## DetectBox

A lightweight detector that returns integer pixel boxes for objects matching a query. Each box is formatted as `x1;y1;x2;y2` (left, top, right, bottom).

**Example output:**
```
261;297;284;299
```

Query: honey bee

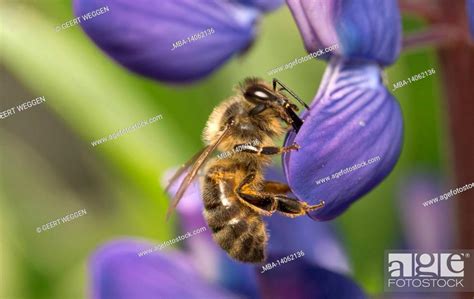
166;78;325;263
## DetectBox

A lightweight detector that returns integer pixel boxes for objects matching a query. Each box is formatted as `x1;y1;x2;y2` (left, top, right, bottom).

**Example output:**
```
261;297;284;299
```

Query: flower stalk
435;7;474;299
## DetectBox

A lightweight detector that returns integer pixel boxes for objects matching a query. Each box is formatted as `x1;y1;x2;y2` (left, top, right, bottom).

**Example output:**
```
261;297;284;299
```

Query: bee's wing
164;146;208;195
165;125;232;220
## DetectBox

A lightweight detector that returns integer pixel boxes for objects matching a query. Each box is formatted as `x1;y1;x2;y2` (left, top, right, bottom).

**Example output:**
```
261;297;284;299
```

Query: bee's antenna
273;78;310;110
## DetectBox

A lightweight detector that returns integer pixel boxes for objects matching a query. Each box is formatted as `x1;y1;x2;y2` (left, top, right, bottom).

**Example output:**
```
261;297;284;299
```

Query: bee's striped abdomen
202;172;267;263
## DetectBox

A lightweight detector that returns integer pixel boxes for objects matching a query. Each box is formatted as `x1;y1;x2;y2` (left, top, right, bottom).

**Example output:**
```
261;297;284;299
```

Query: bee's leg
262;181;291;194
272;78;308;132
273;196;325;218
235;173;278;216
233;143;300;156
236;191;279;216
283;108;304;133
236;173;323;217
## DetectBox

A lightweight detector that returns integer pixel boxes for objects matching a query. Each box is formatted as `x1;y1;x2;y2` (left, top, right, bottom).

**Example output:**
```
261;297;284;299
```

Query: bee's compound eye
244;86;274;103
253;90;270;99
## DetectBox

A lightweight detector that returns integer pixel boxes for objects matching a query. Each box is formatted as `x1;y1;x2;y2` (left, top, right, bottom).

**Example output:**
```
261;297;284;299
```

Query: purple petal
263;168;351;274
397;173;455;250
266;214;351;274
74;0;259;83
468;0;474;38
90;239;238;299
237;0;285;12
257;256;366;299
286;0;402;66
217;256;260;299
283;58;403;220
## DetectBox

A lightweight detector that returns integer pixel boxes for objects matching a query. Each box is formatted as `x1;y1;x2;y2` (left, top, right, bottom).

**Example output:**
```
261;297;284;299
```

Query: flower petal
257;256;366;299
266;214;351;274
283;58;403;220
90;239;238;299
74;0;259;83
286;0;402;65
217;256;260;299
237;0;284;12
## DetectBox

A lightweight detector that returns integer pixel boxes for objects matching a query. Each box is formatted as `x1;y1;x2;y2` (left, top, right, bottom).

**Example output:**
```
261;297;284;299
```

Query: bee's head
243;84;299;116
243;85;276;104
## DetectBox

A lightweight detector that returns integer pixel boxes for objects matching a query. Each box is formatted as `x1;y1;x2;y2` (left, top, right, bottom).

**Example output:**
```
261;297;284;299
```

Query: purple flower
89;167;366;299
89;239;239;299
257;257;365;299
89;169;455;298
281;0;403;220
73;0;263;83
237;0;285;12
286;0;402;66
468;0;474;38
90;236;365;299
283;58;403;220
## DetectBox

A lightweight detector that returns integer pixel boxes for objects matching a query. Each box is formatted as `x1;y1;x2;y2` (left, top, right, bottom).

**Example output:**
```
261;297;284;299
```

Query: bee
165;78;325;263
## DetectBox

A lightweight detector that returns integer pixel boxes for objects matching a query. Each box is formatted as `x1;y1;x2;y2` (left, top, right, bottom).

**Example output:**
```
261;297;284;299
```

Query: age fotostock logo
384;251;474;292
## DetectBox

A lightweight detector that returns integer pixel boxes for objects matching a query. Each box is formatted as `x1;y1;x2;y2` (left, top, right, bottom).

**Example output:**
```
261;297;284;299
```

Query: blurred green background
0;1;448;298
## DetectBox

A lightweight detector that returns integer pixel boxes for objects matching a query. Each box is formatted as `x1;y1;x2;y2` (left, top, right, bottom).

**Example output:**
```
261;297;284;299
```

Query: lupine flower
283;0;403;220
286;0;402;65
89;170;455;298
89;168;365;299
89;240;238;299
74;0;282;83
283;57;403;220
